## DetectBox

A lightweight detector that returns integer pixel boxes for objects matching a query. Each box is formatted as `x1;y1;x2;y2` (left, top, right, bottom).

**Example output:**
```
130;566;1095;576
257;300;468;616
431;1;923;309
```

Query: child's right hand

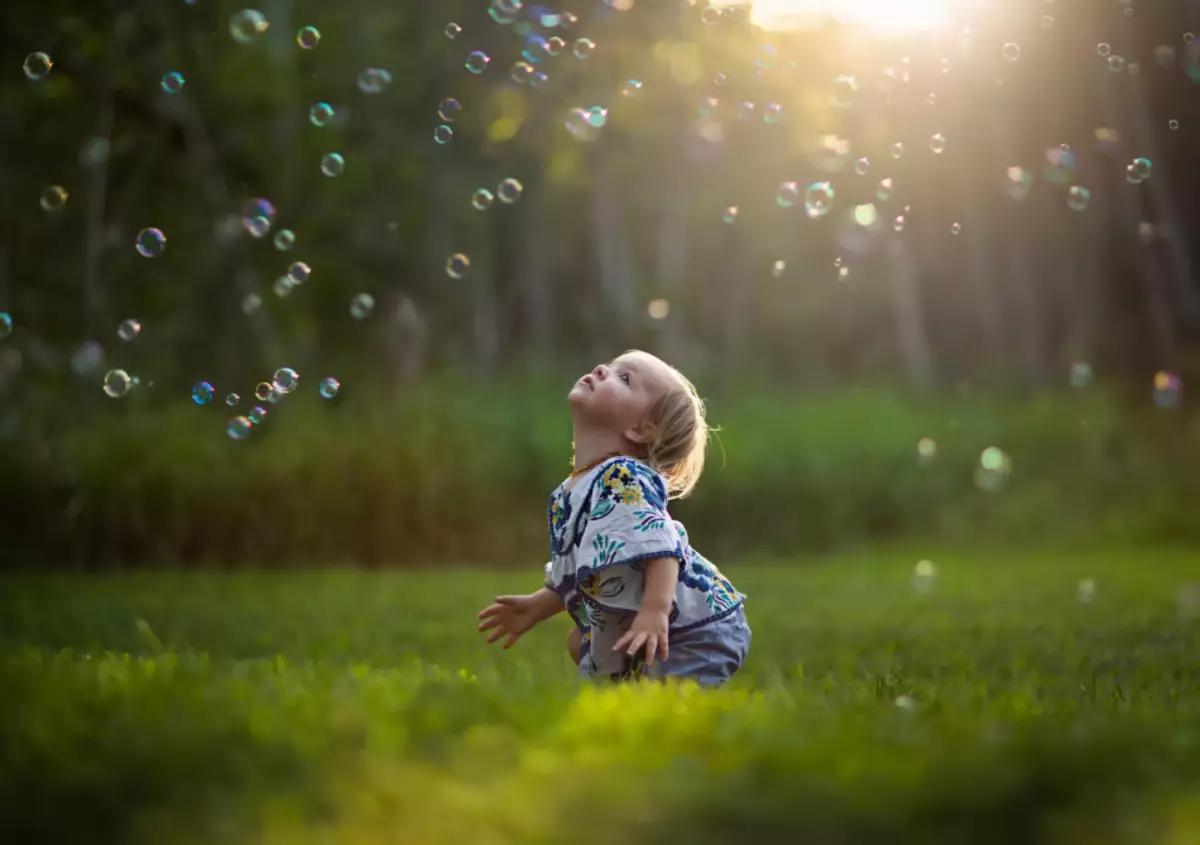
476;594;539;648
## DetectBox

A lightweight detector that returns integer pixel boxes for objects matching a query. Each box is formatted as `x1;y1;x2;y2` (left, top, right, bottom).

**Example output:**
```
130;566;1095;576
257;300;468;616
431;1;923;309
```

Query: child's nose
593;365;608;380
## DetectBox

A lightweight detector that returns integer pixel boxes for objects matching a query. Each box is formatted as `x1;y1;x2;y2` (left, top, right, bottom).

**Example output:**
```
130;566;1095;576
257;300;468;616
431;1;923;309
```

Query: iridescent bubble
722;206;738;224
713;73;727;86
1169;119;1179;130
446;253;470;279
929;133;947;154
273;367;299;393
511;61;534;84
1004;166;1032;200
531;71;549;88
103;369;132;398
830;74;858;108
1153;370;1182;408
23;52;53;80
622;79;643;98
309;102;335;127
522;34;550;64
701;4;722;24
227;416;253;440
804;182;834;218
854;157;870;176
192;381;215;405
438;98;461;121
320;153;344;177
273;229;295;251
472;189;494;210
349;293;375;319
297;26;320;48
117;319;141;341
1070;362;1092;388
489;0;521;24
287;262;311;284
738;101;755;120
950;222;962;235
1127;157;1152;182
433;125;453;144
546;36;566;56
876;177;894;201
1066;186;1091;211
254;382;274;401
160;72;185;94
755;44;777;69
466;51;491;74
573;38;596;59
135;228;166;257
893;214;906;232
319;377;340;399
698;95;719;117
444;22;462;39
40;186;68;212
230;9;269;45
927;93;937;106
1097;43;1111;57
1002;42;1021;61
242;293;262;315
249;406;268;424
776;181;799;208
890;142;905;160
357;68;392;94
1108;55;1125;72
586;106;608;128
497;178;523;204
226;392;240;407
273;276;293;297
0;313;11;339
565;107;595;141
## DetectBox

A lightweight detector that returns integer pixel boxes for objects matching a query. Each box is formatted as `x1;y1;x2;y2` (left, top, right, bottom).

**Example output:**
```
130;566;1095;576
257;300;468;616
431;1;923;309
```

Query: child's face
568;351;671;436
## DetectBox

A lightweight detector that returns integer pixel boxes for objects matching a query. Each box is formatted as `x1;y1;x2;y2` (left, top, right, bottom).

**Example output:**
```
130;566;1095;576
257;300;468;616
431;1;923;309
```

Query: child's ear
624;419;655;445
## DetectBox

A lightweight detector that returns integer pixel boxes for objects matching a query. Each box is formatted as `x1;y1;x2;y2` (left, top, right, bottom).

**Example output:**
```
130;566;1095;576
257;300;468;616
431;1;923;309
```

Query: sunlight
732;0;954;34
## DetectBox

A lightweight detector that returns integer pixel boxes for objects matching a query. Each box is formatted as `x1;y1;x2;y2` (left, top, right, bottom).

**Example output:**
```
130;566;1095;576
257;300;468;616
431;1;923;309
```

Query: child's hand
612;609;669;667
476;594;539;648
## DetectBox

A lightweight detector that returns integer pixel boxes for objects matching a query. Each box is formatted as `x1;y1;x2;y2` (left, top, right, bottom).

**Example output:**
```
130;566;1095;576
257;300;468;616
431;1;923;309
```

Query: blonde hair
638;354;709;499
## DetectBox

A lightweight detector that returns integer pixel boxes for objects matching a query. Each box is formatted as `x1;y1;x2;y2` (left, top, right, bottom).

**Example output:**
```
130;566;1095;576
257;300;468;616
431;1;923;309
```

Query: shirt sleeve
573;459;685;615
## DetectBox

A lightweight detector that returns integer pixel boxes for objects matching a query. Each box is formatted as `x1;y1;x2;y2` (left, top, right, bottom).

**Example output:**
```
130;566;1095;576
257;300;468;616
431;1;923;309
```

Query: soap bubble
227;416;253;440
103;369;132;398
319;377;340;399
23;52;53;80
357;68;392;94
273;276;293;298
249;406;268;424
135;228;166;257
511;62;534;84
1002;42;1021;61
950;222;962;235
573;38;596;59
296;26;320;48
975;446;1013;492
273;229;295;251
776;181;799;208
160;72;185;94
1127;157;1153;183
1066;186;1091;211
226;393;240;407
1153;370;1182;408
446;253;470;279
722;206;738;224
349;293;375;319
273;367;299;393
912;559;937;593
622;79;643;98
876;177;894;201
804;182;835;219
498;178;523;204
320;153;344;177
444;22;462;39
830;74;858;108
929;133;947;154
40;186;68;212
254;382;274;401
230;9;269;44
241;294;262;315
1108;55;1126;72
287;262;310;284
192;381;214;405
117;319;141;341
0;313;11;339
472;189;494;210
437;98;461;122
466;51;491;74
854;158;870;176
434;125;453;144
309;102;335;127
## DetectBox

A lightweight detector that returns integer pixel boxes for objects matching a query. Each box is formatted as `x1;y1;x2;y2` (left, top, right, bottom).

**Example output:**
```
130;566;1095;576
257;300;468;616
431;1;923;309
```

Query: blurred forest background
2;0;1200;567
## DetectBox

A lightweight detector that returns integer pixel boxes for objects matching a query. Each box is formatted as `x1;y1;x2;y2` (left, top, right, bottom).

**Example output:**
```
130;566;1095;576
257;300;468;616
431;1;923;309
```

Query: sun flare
721;0;954;34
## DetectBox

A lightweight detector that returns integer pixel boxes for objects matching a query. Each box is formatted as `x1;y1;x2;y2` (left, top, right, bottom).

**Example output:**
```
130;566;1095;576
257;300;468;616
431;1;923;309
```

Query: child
476;350;750;685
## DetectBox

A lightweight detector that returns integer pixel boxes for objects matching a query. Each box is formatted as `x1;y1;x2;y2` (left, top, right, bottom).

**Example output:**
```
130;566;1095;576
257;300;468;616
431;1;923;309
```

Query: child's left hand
612;609;669;667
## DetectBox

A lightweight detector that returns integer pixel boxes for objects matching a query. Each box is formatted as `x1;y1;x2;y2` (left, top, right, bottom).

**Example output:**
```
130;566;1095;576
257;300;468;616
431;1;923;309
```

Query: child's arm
611;555;679;666
526;586;566;623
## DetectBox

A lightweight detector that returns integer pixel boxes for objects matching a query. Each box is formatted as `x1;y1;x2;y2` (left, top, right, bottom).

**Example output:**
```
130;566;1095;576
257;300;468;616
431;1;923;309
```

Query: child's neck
571;426;636;473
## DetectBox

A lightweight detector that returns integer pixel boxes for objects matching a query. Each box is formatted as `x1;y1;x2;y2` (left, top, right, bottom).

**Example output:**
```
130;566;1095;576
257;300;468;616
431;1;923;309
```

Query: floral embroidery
579;568;626;599
590;534;626;568
631;508;666;533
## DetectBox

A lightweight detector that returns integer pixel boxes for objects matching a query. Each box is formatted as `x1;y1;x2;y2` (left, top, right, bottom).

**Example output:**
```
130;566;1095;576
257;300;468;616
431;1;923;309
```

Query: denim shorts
582;603;751;686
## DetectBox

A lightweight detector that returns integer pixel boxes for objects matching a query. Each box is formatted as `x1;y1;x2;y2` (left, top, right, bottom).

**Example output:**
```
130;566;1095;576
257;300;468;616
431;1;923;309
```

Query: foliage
3;552;1200;844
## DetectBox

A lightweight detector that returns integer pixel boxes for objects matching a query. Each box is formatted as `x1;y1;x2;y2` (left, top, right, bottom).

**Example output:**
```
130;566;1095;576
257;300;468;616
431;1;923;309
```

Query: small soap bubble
573;38;596;59
950;222;962;235
854;157;870;176
446;253;470;279
438;98;461;122
531;71;549;88
228;416;253;440
103;369;132;398
893;214;906;232
498;178;523;204
1066;186;1091;211
1005;166;1032;200
135;228;166;257
737;101;755;120
160;72;185;94
974;446;1013;492
929;133;947;154
0;313;11;339
1169;119;1179;130
700;4;722;24
40;186;68;212
319;377;340;399
804;182;835;219
890;142;905;160
466;51;491;74
912;559;938;593
1153;370;1182;408
433;125;453;144
273;367;299;393
1077;578;1097;604
647;299;670;319
713;73;727;86
225;392;240;407
1108;55;1125;72
771;260;786;278
876;177;894;201
895;694;916;711
917;437;937;464
583;106;607;128
349;293;375;319
622;79;643;97
241;198;275;233
357;68;392;94
472;189;494;210
309;102;335;127
546;36;566;56
192;381;215;405
444;22;462;39
297;26;320;48
273;229;295;251
272;276;293;298
242;293;262;315
511;61;534;84
320;153;344;177
1127;157;1152;183
1098;43;1112;57
287;262;311;284
23;52;53;80
230;9;269;45
722;206;738;224
117;319;141;341
246;217;270;239
830;74;858;108
763;103;783;124
776;181;799;208
254;382;274;401
1002;42;1021;61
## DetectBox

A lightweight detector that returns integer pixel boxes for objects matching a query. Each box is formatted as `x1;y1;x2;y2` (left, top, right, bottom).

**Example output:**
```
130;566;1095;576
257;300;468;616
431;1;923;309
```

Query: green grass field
4;551;1200;844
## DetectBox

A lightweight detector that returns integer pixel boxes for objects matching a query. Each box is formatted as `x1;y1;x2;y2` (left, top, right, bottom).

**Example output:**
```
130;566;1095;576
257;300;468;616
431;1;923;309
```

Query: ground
2;550;1200;844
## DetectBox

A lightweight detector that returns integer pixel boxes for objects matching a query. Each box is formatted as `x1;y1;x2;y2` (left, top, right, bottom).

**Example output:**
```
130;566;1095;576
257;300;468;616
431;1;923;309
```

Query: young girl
476;350;750;685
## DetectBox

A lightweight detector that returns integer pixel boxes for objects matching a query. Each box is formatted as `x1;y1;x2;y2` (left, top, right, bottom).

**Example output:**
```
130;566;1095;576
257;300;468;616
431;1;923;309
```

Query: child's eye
619;374;631;384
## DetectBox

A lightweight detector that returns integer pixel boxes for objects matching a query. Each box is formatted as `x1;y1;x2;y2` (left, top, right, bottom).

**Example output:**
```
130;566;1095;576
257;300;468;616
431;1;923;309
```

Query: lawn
3;551;1200;844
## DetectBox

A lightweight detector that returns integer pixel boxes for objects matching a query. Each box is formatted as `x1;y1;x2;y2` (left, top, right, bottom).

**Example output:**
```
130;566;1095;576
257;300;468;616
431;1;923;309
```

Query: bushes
2;380;1198;566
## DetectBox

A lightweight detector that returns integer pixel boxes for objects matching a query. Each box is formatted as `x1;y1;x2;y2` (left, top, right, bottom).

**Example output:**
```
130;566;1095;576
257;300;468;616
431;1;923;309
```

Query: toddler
476;350;750;685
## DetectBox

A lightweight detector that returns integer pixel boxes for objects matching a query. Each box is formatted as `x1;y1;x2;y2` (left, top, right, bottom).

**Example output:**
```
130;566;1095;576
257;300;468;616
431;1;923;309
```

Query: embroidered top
543;456;745;677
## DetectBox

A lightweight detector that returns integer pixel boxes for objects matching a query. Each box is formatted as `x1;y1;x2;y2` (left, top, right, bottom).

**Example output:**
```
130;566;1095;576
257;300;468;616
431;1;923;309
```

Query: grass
3;551;1200;844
